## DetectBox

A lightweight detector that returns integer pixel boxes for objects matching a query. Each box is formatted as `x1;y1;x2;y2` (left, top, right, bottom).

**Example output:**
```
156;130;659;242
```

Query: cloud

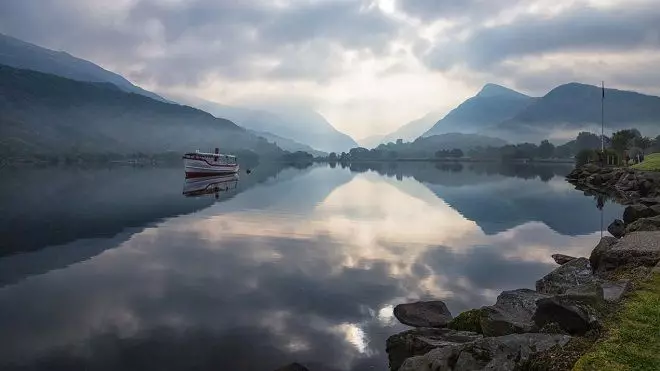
396;0;522;22
419;1;660;94
0;0;399;86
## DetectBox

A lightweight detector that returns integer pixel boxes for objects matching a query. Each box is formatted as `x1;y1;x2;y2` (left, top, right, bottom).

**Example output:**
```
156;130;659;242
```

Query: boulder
589;237;618;271
274;363;310;371
607;219;625;238
594;231;660;272
393;301;453;328
639;197;660;206
386;328;482;371
551;254;577;265
533;283;605;335
536;257;597;295
601;280;631;302
622;204;655;225
625;215;660;233
479;289;549;337
398;334;571;371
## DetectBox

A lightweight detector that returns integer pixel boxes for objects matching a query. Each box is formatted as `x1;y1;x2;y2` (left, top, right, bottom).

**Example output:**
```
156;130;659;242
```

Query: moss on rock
447;308;484;333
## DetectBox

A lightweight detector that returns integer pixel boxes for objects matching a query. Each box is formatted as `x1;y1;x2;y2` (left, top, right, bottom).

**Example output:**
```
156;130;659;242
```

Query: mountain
191;99;358;153
248;130;326;157
0;65;283;157
361;111;443;148
486;83;660;142
422;84;534;137
0;33;166;102
359;134;387;148
383;111;442;143
375;133;507;158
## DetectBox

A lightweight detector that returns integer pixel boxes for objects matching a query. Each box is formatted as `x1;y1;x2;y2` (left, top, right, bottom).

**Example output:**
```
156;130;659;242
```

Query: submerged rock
480;289;549;337
536;257;596;295
386;328;482;371
398;333;571;371
607;219;625;238
551;254;577;265
594;231;660;272
393;301;453;328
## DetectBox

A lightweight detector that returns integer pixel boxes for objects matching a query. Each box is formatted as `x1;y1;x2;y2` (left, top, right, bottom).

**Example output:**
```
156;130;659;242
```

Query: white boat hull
183;158;239;177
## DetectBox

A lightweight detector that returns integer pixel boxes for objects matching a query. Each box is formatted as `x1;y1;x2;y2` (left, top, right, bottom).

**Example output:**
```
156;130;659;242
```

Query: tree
538;140;555;159
450;148;463;158
575;132;601;152
633;136;652;152
328;152;337;162
611;129;638;163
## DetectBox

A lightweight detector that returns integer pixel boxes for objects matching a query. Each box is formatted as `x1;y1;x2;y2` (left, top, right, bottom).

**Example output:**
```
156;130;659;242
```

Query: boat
183;148;239;177
182;173;239;198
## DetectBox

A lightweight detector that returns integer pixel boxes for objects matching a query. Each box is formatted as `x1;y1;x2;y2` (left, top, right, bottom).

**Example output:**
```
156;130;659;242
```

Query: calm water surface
0;162;622;371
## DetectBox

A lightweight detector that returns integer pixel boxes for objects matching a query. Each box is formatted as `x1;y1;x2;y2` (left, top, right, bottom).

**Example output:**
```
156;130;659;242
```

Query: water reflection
0;163;623;371
182;174;239;198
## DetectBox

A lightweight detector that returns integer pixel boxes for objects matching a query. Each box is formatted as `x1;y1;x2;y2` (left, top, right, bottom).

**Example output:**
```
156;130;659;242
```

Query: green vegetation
447;308;484;333
572;272;660;371
633;153;660;171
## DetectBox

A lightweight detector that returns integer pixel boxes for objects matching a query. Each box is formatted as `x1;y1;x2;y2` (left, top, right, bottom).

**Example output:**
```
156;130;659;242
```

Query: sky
1;0;659;139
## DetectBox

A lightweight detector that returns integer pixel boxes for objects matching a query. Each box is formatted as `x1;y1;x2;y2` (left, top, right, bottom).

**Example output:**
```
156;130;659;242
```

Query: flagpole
601;81;605;153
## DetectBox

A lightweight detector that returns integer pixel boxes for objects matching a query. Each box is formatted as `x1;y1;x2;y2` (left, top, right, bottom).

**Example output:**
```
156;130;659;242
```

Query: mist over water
0;162;622;371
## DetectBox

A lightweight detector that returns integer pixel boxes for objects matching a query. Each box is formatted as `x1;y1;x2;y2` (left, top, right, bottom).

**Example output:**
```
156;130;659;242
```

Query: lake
0;162;622;371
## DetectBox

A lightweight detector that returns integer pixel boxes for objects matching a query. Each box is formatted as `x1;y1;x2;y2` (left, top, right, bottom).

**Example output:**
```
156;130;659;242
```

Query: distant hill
486;83;660;142
191;98;358;153
248;130;326;157
360;111;442;148
375;132;507;158
422;84;534;137
0;65;283;157
0;33;167;102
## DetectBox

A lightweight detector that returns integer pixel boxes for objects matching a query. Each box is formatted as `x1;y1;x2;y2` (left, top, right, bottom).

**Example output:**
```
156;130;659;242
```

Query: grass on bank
632;153;660;171
572;272;660;371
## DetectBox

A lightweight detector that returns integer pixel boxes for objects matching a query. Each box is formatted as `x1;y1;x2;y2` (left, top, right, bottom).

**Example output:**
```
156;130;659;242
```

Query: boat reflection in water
182;173;239;199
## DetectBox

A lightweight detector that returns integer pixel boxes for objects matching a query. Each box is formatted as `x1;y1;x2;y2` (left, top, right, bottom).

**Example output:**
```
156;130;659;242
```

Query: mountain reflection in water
0;162;622;371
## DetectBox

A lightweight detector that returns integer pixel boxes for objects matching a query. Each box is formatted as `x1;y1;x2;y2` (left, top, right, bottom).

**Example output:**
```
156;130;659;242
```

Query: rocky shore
381;164;660;371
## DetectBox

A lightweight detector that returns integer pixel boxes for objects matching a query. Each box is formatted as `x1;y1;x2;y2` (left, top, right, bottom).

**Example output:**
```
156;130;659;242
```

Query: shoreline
381;163;660;371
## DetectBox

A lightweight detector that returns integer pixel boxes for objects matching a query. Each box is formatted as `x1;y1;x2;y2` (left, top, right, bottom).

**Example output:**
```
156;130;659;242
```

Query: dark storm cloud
423;3;660;72
0;0;398;86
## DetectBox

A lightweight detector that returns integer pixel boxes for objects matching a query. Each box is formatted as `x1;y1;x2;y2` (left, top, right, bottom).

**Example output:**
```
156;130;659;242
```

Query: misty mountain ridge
361;111;443;148
0;64;284;157
191;98;358;153
422;84;535;137
485;82;660;142
0;33;167;103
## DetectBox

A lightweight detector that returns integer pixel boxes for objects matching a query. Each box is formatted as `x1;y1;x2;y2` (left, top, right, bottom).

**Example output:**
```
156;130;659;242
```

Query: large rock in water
625;215;660;233
479;289;549;337
607;219;625;238
593;231;660;272
386;328;482;371
622;204;656;224
398;333;571;371
393;301;453;328
536;257;597;295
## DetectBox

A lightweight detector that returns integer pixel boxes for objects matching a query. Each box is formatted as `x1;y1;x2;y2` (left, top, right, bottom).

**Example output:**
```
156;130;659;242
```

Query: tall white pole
601;81;605;153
